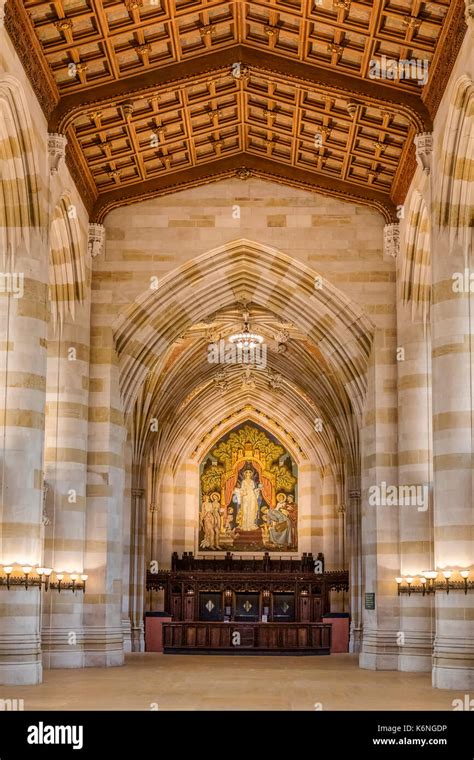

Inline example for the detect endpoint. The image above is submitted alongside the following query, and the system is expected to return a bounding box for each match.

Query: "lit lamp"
[43,568,52,591]
[3,566,13,590]
[22,565,32,590]
[81,574,88,593]
[70,573,78,593]
[405,576,413,596]
[395,577,403,595]
[419,576,427,596]
[56,572,64,593]
[442,570,452,594]
[423,570,437,594]
[228,310,264,350]
[460,570,470,594]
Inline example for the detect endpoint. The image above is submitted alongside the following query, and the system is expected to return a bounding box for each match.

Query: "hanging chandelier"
[228,311,264,349]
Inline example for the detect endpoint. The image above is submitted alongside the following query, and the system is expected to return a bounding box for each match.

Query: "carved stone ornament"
[268,371,284,390]
[383,223,400,258]
[465,0,474,26]
[42,482,51,526]
[88,223,106,258]
[414,132,433,175]
[48,133,67,176]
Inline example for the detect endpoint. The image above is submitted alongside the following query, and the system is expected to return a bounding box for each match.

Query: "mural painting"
[199,422,298,552]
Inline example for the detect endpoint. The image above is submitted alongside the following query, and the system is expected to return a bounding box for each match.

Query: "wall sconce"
[396,570,473,595]
[0,565,87,593]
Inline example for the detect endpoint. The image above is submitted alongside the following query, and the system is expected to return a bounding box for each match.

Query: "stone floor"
[1,654,464,711]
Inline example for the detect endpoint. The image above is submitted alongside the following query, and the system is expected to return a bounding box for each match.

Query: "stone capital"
[132,488,145,499]
[48,133,67,176]
[88,223,105,258]
[383,223,400,258]
[414,132,433,175]
[349,490,361,500]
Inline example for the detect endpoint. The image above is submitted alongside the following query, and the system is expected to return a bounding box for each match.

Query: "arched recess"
[437,75,474,246]
[49,193,86,330]
[401,191,431,324]
[0,75,43,264]
[116,240,372,647]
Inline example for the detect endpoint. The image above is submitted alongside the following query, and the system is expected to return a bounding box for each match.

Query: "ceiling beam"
[92,152,397,224]
[49,44,431,134]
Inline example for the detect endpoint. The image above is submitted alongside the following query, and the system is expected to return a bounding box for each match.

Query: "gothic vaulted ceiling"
[6,0,466,221]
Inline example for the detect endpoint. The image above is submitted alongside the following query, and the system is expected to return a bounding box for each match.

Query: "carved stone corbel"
[383,223,400,258]
[88,223,105,258]
[465,0,474,26]
[414,132,433,175]
[48,133,67,176]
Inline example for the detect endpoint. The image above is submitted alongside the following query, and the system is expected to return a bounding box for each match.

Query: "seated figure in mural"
[233,468,262,531]
[200,493,222,549]
[267,493,294,548]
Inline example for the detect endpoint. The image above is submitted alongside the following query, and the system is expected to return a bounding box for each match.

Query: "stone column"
[84,322,125,666]
[431,225,473,689]
[396,302,433,672]
[129,486,146,651]
[83,225,125,666]
[321,465,338,568]
[41,294,91,668]
[0,228,48,684]
[347,487,362,652]
[359,326,400,671]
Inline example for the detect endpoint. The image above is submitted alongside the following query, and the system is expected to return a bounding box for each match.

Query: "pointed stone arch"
[113,239,375,422]
[49,193,86,330]
[0,75,43,263]
[436,75,474,244]
[402,191,431,324]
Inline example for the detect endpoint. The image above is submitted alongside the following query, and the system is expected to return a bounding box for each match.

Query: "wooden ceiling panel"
[7,0,466,219]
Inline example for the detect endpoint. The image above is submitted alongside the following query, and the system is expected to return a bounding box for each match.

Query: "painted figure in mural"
[200,493,222,549]
[210,492,223,538]
[233,468,262,531]
[285,494,297,535]
[267,493,294,547]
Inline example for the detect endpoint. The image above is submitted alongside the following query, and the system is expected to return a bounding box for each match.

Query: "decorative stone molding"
[267,370,284,390]
[48,133,67,176]
[414,132,433,175]
[465,0,474,26]
[88,223,105,258]
[213,368,229,395]
[42,482,51,526]
[273,329,289,353]
[349,490,361,500]
[236,167,252,180]
[383,223,400,258]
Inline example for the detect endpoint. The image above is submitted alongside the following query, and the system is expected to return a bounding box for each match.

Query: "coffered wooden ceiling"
[5,0,466,221]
